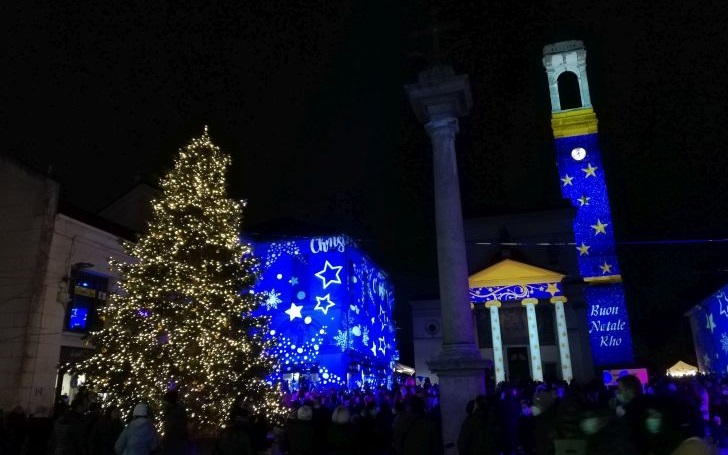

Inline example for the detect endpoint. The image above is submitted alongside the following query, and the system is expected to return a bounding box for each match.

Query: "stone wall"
[0,156,59,412]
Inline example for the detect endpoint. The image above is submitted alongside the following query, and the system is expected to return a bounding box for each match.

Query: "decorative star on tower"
[577,195,590,206]
[561,174,574,186]
[591,219,608,235]
[314,294,336,315]
[707,313,717,333]
[315,261,343,289]
[576,243,591,256]
[285,302,303,321]
[599,262,613,274]
[582,163,598,177]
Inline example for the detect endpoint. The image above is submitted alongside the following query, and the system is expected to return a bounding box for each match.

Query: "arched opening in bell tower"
[557,71,582,110]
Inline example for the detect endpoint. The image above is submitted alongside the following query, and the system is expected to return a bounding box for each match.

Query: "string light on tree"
[71,127,285,430]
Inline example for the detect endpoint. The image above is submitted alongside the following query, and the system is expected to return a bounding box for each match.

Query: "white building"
[0,155,135,414]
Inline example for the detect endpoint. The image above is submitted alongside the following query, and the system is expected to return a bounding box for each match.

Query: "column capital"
[550,296,568,304]
[485,300,502,308]
[521,298,539,306]
[425,117,459,138]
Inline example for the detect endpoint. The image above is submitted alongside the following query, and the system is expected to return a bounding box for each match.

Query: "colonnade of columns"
[486,296,573,383]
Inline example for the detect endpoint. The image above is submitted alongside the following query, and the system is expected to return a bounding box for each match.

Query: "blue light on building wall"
[251,235,398,389]
[585,285,634,365]
[690,284,728,376]
[554,133,634,366]
[69,307,89,331]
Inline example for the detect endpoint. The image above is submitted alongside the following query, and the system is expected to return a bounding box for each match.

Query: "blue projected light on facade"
[690,284,728,376]
[555,134,621,279]
[554,133,634,366]
[69,307,89,331]
[470,282,563,304]
[251,235,397,389]
[585,285,634,365]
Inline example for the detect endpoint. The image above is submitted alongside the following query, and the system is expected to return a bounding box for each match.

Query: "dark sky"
[5,0,728,368]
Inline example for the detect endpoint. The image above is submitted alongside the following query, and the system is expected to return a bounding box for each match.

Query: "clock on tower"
[543,41,634,366]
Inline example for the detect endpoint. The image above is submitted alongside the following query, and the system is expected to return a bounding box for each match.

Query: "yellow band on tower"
[551,108,598,138]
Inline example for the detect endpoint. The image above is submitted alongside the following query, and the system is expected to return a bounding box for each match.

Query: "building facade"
[0,156,133,414]
[411,40,636,386]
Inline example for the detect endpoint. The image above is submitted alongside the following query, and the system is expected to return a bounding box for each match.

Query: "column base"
[427,344,487,455]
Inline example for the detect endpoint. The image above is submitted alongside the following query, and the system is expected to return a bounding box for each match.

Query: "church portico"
[468,259,575,383]
[412,255,590,386]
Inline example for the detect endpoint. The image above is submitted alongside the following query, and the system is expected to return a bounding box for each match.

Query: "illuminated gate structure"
[251,235,398,390]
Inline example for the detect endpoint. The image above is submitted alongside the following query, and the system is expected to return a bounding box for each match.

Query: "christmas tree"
[74,128,283,430]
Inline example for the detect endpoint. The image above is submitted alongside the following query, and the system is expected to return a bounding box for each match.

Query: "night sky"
[4,0,728,369]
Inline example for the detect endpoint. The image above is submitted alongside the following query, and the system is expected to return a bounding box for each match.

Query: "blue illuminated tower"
[543,41,634,366]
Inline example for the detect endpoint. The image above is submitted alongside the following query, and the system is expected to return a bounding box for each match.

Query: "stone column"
[522,298,543,382]
[406,66,486,454]
[486,301,505,384]
[551,296,573,381]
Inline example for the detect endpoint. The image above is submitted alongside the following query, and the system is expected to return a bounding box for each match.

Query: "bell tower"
[543,41,634,366]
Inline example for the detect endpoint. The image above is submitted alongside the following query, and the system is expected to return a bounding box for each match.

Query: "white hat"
[133,403,148,417]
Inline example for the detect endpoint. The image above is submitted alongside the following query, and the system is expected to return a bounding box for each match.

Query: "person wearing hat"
[114,403,160,455]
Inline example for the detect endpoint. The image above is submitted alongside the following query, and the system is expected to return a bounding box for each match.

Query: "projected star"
[599,262,613,274]
[378,337,387,355]
[546,283,559,296]
[315,261,343,289]
[582,163,598,177]
[719,292,728,318]
[314,294,336,315]
[577,195,590,206]
[591,219,608,235]
[576,243,591,256]
[289,277,298,286]
[561,174,574,186]
[707,313,717,333]
[371,341,377,356]
[703,353,711,367]
[285,302,303,321]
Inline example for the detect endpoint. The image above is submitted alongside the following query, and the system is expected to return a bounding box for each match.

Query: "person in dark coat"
[160,390,190,455]
[531,390,558,455]
[212,415,254,455]
[49,396,88,455]
[392,396,441,455]
[88,405,124,455]
[327,405,358,455]
[286,405,317,455]
[612,374,649,455]
[5,405,27,454]
[25,406,55,455]
[458,395,497,455]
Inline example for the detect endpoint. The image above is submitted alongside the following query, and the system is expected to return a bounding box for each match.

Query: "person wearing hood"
[114,403,160,455]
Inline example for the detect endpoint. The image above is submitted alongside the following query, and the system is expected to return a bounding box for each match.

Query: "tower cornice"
[551,108,598,138]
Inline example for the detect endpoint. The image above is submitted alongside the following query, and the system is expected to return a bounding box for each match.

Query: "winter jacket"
[114,417,161,455]
[50,410,86,455]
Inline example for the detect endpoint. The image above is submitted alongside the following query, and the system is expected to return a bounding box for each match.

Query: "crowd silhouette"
[0,373,726,455]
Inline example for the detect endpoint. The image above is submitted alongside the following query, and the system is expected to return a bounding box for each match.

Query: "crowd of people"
[0,390,189,455]
[1,373,727,455]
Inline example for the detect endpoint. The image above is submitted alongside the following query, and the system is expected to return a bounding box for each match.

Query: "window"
[557,71,582,110]
[64,270,108,333]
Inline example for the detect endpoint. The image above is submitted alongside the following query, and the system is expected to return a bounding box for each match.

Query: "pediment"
[469,258,565,288]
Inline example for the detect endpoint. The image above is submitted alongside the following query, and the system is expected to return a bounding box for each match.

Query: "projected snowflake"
[262,289,282,310]
[250,235,398,389]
